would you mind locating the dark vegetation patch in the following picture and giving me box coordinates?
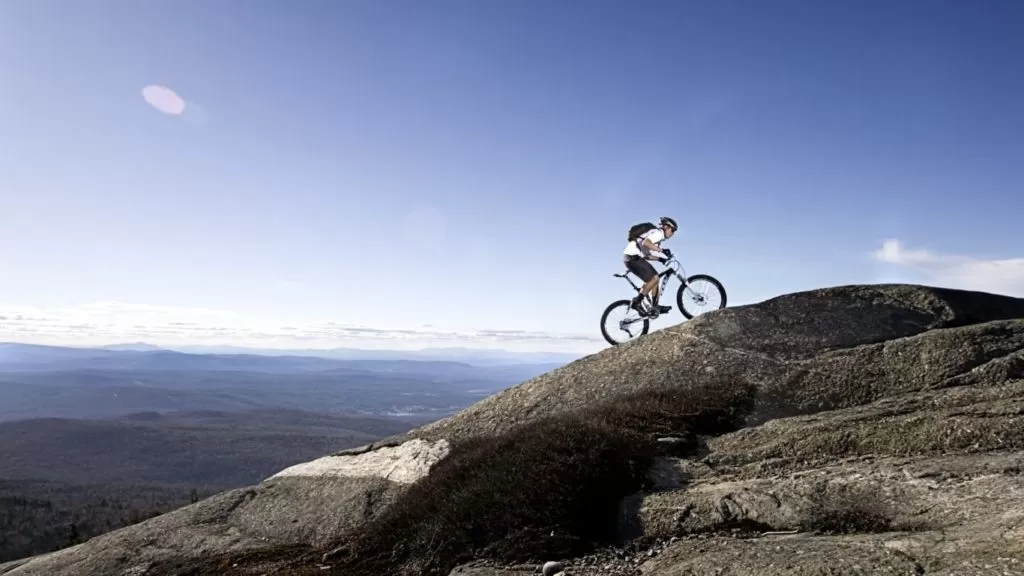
[301,381,756,576]
[0,480,217,564]
[799,488,934,535]
[333,417,650,573]
[0,410,415,487]
[0,410,416,564]
[805,505,895,534]
[714,517,779,536]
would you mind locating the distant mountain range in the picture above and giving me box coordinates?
[0,342,569,422]
[100,342,166,352]
[89,342,584,365]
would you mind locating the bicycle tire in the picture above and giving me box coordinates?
[600,299,650,346]
[676,274,727,319]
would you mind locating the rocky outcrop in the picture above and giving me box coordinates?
[403,284,1024,445]
[431,285,1024,576]
[4,283,1023,576]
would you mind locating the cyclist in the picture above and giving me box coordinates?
[623,216,678,316]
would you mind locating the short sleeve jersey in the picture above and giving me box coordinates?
[623,228,665,257]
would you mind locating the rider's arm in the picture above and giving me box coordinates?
[640,230,668,260]
[643,240,667,260]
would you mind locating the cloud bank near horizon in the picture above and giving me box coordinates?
[873,238,1024,297]
[0,301,604,353]
[8,240,1019,354]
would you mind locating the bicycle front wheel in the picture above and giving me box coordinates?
[676,274,727,319]
[600,299,650,346]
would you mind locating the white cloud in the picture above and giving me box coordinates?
[872,238,1024,297]
[0,301,604,353]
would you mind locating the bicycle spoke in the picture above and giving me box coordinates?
[600,300,649,345]
[681,279,723,316]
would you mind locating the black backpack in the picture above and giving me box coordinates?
[627,222,656,241]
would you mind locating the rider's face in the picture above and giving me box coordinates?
[663,226,675,239]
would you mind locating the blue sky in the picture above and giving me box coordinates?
[1,0,1022,354]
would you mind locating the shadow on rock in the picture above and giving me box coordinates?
[265,380,758,576]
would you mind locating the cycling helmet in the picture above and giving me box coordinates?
[659,216,678,231]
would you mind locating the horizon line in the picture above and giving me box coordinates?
[0,339,591,358]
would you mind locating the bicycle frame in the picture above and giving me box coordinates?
[614,257,688,307]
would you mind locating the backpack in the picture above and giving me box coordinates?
[627,222,656,241]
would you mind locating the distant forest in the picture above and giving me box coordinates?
[0,479,217,563]
[0,408,422,564]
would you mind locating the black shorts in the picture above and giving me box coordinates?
[624,255,657,282]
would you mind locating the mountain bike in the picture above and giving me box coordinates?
[599,256,726,346]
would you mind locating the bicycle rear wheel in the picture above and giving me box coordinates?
[600,299,650,346]
[676,274,727,319]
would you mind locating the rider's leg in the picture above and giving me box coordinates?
[643,276,659,303]
[635,278,657,314]
[648,278,671,314]
[625,257,657,314]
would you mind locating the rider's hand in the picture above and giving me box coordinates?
[662,248,673,258]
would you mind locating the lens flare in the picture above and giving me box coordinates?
[141,84,186,115]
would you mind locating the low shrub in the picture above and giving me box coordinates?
[799,487,934,535]
[326,380,757,576]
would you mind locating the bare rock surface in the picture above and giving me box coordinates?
[404,285,1024,445]
[5,283,1024,576]
[270,437,451,484]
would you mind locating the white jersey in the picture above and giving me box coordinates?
[623,228,666,257]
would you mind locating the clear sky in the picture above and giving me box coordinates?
[2,0,1022,354]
